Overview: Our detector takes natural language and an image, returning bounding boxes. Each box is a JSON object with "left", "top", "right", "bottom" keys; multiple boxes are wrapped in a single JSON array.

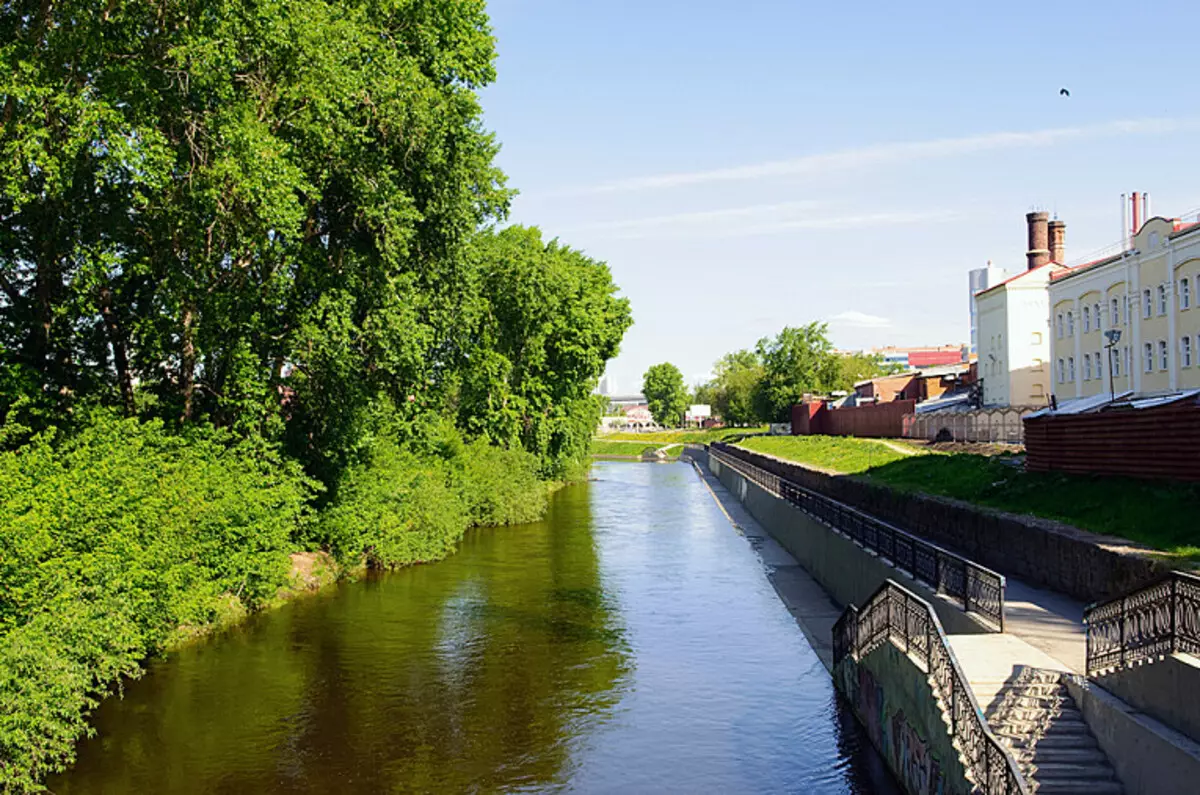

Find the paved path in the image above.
[
  {"left": 690, "top": 450, "right": 1089, "bottom": 676},
  {"left": 691, "top": 458, "right": 843, "bottom": 671}
]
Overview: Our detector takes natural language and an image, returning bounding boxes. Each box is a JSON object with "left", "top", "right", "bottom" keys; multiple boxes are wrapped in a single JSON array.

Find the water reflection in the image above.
[{"left": 51, "top": 461, "right": 895, "bottom": 794}]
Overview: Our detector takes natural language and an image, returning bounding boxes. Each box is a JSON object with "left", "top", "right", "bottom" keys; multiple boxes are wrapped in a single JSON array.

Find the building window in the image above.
[
  {"left": 1056, "top": 314, "right": 1064, "bottom": 338},
  {"left": 1183, "top": 336, "right": 1193, "bottom": 368},
  {"left": 1083, "top": 306, "right": 1091, "bottom": 332},
  {"left": 1057, "top": 359, "right": 1065, "bottom": 384},
  {"left": 1144, "top": 343, "right": 1154, "bottom": 372},
  {"left": 1158, "top": 285, "right": 1168, "bottom": 315},
  {"left": 1032, "top": 358, "right": 1043, "bottom": 372},
  {"left": 1159, "top": 340, "right": 1169, "bottom": 371},
  {"left": 1031, "top": 332, "right": 1041, "bottom": 345},
  {"left": 1144, "top": 289, "right": 1153, "bottom": 318},
  {"left": 1182, "top": 278, "right": 1192, "bottom": 310},
  {"left": 1124, "top": 296, "right": 1131, "bottom": 324},
  {"left": 1095, "top": 303, "right": 1101, "bottom": 328},
  {"left": 1083, "top": 353, "right": 1092, "bottom": 380},
  {"left": 1124, "top": 346, "right": 1131, "bottom": 375},
  {"left": 1068, "top": 356, "right": 1075, "bottom": 381},
  {"left": 1095, "top": 350, "right": 1103, "bottom": 380},
  {"left": 1067, "top": 311, "right": 1074, "bottom": 336},
  {"left": 1112, "top": 348, "right": 1121, "bottom": 378},
  {"left": 1111, "top": 298, "right": 1120, "bottom": 326}
]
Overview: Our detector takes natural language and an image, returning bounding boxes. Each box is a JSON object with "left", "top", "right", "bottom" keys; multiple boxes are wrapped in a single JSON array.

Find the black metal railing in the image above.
[
  {"left": 835, "top": 581, "right": 1029, "bottom": 795},
  {"left": 1083, "top": 570, "right": 1200, "bottom": 677},
  {"left": 708, "top": 445, "right": 1006, "bottom": 629}
]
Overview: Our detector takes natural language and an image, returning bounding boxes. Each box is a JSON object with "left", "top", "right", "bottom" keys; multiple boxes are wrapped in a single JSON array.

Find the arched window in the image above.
[
  {"left": 1068, "top": 357, "right": 1075, "bottom": 381},
  {"left": 1160, "top": 340, "right": 1170, "bottom": 371},
  {"left": 1083, "top": 306, "right": 1091, "bottom": 332},
  {"left": 1083, "top": 354, "right": 1092, "bottom": 380},
  {"left": 1144, "top": 289, "right": 1153, "bottom": 318},
  {"left": 1094, "top": 303, "right": 1102, "bottom": 329},
  {"left": 1057, "top": 359, "right": 1065, "bottom": 383},
  {"left": 1057, "top": 314, "right": 1064, "bottom": 338},
  {"left": 1144, "top": 343, "right": 1154, "bottom": 372},
  {"left": 1181, "top": 278, "right": 1191, "bottom": 310},
  {"left": 1158, "top": 285, "right": 1168, "bottom": 315},
  {"left": 1067, "top": 311, "right": 1074, "bottom": 336},
  {"left": 1111, "top": 298, "right": 1120, "bottom": 327},
  {"left": 1182, "top": 336, "right": 1192, "bottom": 368}
]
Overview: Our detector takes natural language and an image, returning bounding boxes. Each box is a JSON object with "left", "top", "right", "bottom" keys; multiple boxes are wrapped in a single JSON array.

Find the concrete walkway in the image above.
[
  {"left": 691, "top": 459, "right": 843, "bottom": 671},
  {"left": 690, "top": 452, "right": 1089, "bottom": 676}
]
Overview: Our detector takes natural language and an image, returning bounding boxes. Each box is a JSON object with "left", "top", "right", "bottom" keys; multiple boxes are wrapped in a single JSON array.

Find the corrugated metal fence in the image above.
[{"left": 1024, "top": 397, "right": 1200, "bottom": 480}]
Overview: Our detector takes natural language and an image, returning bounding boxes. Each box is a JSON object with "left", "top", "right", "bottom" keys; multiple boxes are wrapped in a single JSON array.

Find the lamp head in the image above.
[{"left": 1104, "top": 329, "right": 1122, "bottom": 345}]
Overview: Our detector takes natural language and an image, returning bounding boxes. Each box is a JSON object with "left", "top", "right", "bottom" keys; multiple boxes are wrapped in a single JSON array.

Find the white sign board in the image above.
[{"left": 686, "top": 404, "right": 712, "bottom": 420}]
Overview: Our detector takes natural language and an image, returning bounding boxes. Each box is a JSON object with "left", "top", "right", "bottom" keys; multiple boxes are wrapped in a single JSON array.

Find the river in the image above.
[{"left": 50, "top": 460, "right": 897, "bottom": 793}]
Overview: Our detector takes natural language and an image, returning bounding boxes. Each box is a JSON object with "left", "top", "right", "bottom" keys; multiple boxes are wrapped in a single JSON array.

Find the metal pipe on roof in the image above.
[
  {"left": 1121, "top": 193, "right": 1128, "bottom": 248},
  {"left": 1144, "top": 192, "right": 1151, "bottom": 223}
]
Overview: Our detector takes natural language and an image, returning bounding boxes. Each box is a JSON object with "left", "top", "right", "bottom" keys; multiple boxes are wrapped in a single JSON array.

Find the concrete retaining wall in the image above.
[
  {"left": 1095, "top": 654, "right": 1200, "bottom": 745},
  {"left": 711, "top": 442, "right": 1165, "bottom": 602},
  {"left": 836, "top": 645, "right": 972, "bottom": 795},
  {"left": 709, "top": 454, "right": 992, "bottom": 636},
  {"left": 1065, "top": 675, "right": 1200, "bottom": 795}
]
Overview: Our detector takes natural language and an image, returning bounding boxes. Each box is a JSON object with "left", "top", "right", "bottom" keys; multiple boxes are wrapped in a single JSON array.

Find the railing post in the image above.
[
  {"left": 934, "top": 552, "right": 942, "bottom": 595},
  {"left": 1119, "top": 595, "right": 1127, "bottom": 670},
  {"left": 964, "top": 565, "right": 973, "bottom": 615},
  {"left": 1170, "top": 576, "right": 1178, "bottom": 654}
]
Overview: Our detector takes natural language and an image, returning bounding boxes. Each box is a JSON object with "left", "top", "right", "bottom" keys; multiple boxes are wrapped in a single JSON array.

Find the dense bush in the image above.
[
  {"left": 319, "top": 425, "right": 548, "bottom": 570},
  {"left": 0, "top": 414, "right": 315, "bottom": 791}
]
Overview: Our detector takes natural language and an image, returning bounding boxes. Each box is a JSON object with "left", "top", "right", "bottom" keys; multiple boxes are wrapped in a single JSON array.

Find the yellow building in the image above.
[{"left": 1049, "top": 215, "right": 1200, "bottom": 401}]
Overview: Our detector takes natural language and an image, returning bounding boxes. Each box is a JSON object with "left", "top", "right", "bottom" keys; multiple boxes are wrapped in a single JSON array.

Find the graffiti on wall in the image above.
[
  {"left": 847, "top": 664, "right": 949, "bottom": 795},
  {"left": 891, "top": 710, "right": 943, "bottom": 795}
]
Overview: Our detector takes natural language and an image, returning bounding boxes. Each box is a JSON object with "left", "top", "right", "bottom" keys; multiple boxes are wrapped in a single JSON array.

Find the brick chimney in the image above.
[
  {"left": 1048, "top": 219, "right": 1066, "bottom": 264},
  {"left": 1026, "top": 211, "right": 1050, "bottom": 270}
]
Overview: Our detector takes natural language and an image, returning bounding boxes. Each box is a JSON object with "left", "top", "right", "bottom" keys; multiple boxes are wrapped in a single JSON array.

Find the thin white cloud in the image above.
[
  {"left": 564, "top": 206, "right": 956, "bottom": 241},
  {"left": 555, "top": 117, "right": 1198, "bottom": 196},
  {"left": 829, "top": 310, "right": 892, "bottom": 329},
  {"left": 557, "top": 200, "right": 826, "bottom": 234}
]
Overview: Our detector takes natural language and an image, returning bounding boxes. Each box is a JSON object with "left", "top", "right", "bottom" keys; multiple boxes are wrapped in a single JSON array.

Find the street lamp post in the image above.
[{"left": 1104, "top": 329, "right": 1122, "bottom": 403}]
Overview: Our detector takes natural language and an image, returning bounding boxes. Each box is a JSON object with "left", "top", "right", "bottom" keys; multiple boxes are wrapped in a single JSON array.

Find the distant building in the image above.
[
  {"left": 606, "top": 393, "right": 647, "bottom": 414},
  {"left": 1049, "top": 194, "right": 1200, "bottom": 401},
  {"left": 863, "top": 345, "right": 967, "bottom": 370},
  {"left": 969, "top": 261, "right": 1010, "bottom": 354},
  {"left": 853, "top": 363, "right": 974, "bottom": 404},
  {"left": 974, "top": 211, "right": 1065, "bottom": 407}
]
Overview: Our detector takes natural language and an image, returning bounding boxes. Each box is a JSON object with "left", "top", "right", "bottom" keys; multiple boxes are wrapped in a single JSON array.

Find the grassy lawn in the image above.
[
  {"left": 736, "top": 435, "right": 1200, "bottom": 562},
  {"left": 602, "top": 427, "right": 765, "bottom": 444},
  {"left": 591, "top": 440, "right": 685, "bottom": 457},
  {"left": 739, "top": 435, "right": 918, "bottom": 474}
]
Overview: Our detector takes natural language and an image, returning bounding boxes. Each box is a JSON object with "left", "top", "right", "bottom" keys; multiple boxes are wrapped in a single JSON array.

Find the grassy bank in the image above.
[
  {"left": 736, "top": 435, "right": 1200, "bottom": 562},
  {"left": 591, "top": 439, "right": 693, "bottom": 458},
  {"left": 601, "top": 427, "right": 764, "bottom": 444},
  {"left": 0, "top": 414, "right": 552, "bottom": 792},
  {"left": 738, "top": 435, "right": 919, "bottom": 474}
]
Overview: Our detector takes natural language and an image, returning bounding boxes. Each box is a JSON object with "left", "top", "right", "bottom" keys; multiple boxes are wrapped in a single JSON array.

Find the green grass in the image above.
[
  {"left": 736, "top": 434, "right": 1200, "bottom": 562},
  {"left": 739, "top": 435, "right": 917, "bottom": 474},
  {"left": 867, "top": 455, "right": 1200, "bottom": 563},
  {"left": 602, "top": 427, "right": 765, "bottom": 444},
  {"left": 591, "top": 440, "right": 667, "bottom": 457}
]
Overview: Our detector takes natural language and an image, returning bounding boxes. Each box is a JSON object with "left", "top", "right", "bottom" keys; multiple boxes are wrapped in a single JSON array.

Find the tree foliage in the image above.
[
  {"left": 0, "top": 1, "right": 632, "bottom": 788},
  {"left": 833, "top": 352, "right": 898, "bottom": 391},
  {"left": 708, "top": 350, "right": 764, "bottom": 426},
  {"left": 642, "top": 362, "right": 688, "bottom": 427},
  {"left": 752, "top": 324, "right": 841, "bottom": 423}
]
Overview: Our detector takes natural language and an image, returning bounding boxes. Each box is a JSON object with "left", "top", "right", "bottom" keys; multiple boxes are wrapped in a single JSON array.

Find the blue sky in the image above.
[{"left": 479, "top": 0, "right": 1200, "bottom": 393}]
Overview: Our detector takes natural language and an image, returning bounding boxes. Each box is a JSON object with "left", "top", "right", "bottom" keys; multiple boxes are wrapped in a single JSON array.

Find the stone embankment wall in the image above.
[
  {"left": 711, "top": 443, "right": 1165, "bottom": 603},
  {"left": 836, "top": 645, "right": 972, "bottom": 795}
]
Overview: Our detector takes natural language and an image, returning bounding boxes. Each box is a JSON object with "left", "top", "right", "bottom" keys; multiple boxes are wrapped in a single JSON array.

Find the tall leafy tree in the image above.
[
  {"left": 642, "top": 362, "right": 687, "bottom": 427},
  {"left": 752, "top": 323, "right": 840, "bottom": 422},
  {"left": 456, "top": 226, "right": 631, "bottom": 479},
  {"left": 710, "top": 349, "right": 764, "bottom": 425}
]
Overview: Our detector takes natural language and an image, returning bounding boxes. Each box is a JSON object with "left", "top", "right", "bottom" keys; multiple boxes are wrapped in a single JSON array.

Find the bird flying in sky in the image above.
[{"left": 1060, "top": 88, "right": 1070, "bottom": 96}]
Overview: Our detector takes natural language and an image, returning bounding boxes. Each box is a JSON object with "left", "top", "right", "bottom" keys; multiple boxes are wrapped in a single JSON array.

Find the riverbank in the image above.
[{"left": 0, "top": 414, "right": 562, "bottom": 793}]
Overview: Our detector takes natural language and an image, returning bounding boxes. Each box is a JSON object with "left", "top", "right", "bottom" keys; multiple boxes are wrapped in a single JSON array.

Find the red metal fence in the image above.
[
  {"left": 1024, "top": 397, "right": 1200, "bottom": 481},
  {"left": 790, "top": 400, "right": 915, "bottom": 438}
]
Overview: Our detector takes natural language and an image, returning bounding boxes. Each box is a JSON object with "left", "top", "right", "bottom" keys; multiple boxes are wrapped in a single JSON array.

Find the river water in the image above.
[{"left": 51, "top": 460, "right": 897, "bottom": 794}]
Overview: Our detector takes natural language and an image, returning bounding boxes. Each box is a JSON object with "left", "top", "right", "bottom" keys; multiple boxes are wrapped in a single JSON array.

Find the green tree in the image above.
[
  {"left": 710, "top": 349, "right": 765, "bottom": 425},
  {"left": 642, "top": 363, "right": 688, "bottom": 427},
  {"left": 752, "top": 323, "right": 840, "bottom": 422},
  {"left": 833, "top": 352, "right": 897, "bottom": 391}
]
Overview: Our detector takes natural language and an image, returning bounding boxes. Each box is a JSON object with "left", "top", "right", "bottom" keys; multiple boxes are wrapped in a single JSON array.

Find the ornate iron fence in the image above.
[
  {"left": 708, "top": 446, "right": 1006, "bottom": 629},
  {"left": 835, "top": 581, "right": 1029, "bottom": 795},
  {"left": 1083, "top": 570, "right": 1200, "bottom": 676}
]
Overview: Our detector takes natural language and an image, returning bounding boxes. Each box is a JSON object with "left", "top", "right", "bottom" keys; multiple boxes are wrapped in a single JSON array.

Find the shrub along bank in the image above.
[{"left": 0, "top": 413, "right": 556, "bottom": 792}]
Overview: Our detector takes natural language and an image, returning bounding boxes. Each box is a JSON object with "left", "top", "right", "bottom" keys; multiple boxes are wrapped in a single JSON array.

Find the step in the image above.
[
  {"left": 995, "top": 693, "right": 1075, "bottom": 709},
  {"left": 1031, "top": 779, "right": 1123, "bottom": 795},
  {"left": 1016, "top": 746, "right": 1109, "bottom": 767},
  {"left": 992, "top": 709, "right": 1086, "bottom": 728},
  {"left": 995, "top": 723, "right": 1093, "bottom": 744},
  {"left": 1026, "top": 761, "right": 1117, "bottom": 780}
]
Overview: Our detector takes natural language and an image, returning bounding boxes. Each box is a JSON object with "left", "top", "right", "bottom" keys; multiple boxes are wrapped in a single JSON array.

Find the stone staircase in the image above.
[{"left": 986, "top": 668, "right": 1121, "bottom": 794}]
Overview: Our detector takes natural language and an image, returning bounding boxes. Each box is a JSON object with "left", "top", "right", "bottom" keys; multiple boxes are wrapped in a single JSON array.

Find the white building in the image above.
[
  {"left": 973, "top": 212, "right": 1065, "bottom": 407},
  {"left": 968, "top": 261, "right": 1009, "bottom": 354}
]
